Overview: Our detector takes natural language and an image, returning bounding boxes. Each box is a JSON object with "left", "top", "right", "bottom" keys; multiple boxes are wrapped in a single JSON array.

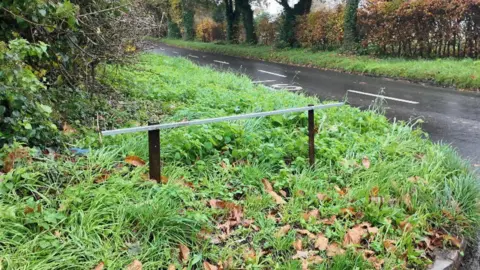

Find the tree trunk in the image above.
[
  {"left": 239, "top": 0, "right": 256, "bottom": 44},
  {"left": 277, "top": 0, "right": 312, "bottom": 47},
  {"left": 343, "top": 0, "right": 361, "bottom": 51},
  {"left": 182, "top": 1, "right": 195, "bottom": 41},
  {"left": 224, "top": 0, "right": 240, "bottom": 43}
]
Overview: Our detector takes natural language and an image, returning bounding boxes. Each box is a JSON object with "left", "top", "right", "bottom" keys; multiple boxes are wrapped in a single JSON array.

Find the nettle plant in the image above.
[{"left": 0, "top": 39, "right": 58, "bottom": 146}]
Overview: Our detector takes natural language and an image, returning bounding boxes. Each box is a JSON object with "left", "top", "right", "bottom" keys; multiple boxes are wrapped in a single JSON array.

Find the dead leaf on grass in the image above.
[
  {"left": 262, "top": 178, "right": 273, "bottom": 191},
  {"left": 302, "top": 209, "right": 319, "bottom": 221},
  {"left": 95, "top": 173, "right": 110, "bottom": 184},
  {"left": 316, "top": 193, "right": 330, "bottom": 202},
  {"left": 179, "top": 244, "right": 190, "bottom": 263},
  {"left": 243, "top": 247, "right": 257, "bottom": 262},
  {"left": 334, "top": 186, "right": 347, "bottom": 196},
  {"left": 275, "top": 225, "right": 291, "bottom": 237},
  {"left": 279, "top": 189, "right": 287, "bottom": 197},
  {"left": 326, "top": 243, "right": 345, "bottom": 257},
  {"left": 399, "top": 220, "right": 413, "bottom": 232},
  {"left": 167, "top": 265, "right": 176, "bottom": 270},
  {"left": 362, "top": 156, "right": 371, "bottom": 169},
  {"left": 93, "top": 262, "right": 105, "bottom": 270},
  {"left": 203, "top": 261, "right": 218, "bottom": 270},
  {"left": 320, "top": 215, "right": 337, "bottom": 225},
  {"left": 443, "top": 235, "right": 462, "bottom": 248},
  {"left": 262, "top": 179, "right": 286, "bottom": 204},
  {"left": 293, "top": 239, "right": 303, "bottom": 251},
  {"left": 125, "top": 156, "right": 146, "bottom": 167},
  {"left": 62, "top": 122, "right": 77, "bottom": 135},
  {"left": 343, "top": 226, "right": 364, "bottom": 246},
  {"left": 383, "top": 239, "right": 396, "bottom": 252},
  {"left": 126, "top": 259, "right": 142, "bottom": 270},
  {"left": 370, "top": 186, "right": 379, "bottom": 197},
  {"left": 340, "top": 207, "right": 356, "bottom": 216},
  {"left": 314, "top": 233, "right": 328, "bottom": 251},
  {"left": 298, "top": 229, "right": 316, "bottom": 239}
]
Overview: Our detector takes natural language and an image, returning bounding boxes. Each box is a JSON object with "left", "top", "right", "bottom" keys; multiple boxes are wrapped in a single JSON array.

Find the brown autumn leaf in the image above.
[
  {"left": 125, "top": 156, "right": 146, "bottom": 167},
  {"left": 340, "top": 207, "right": 356, "bottom": 216},
  {"left": 95, "top": 173, "right": 110, "bottom": 184},
  {"left": 334, "top": 186, "right": 347, "bottom": 196},
  {"left": 243, "top": 247, "right": 256, "bottom": 262},
  {"left": 314, "top": 233, "right": 329, "bottom": 251},
  {"left": 279, "top": 189, "right": 287, "bottom": 197},
  {"left": 275, "top": 225, "right": 291, "bottom": 238},
  {"left": 54, "top": 230, "right": 61, "bottom": 238},
  {"left": 298, "top": 229, "right": 316, "bottom": 239},
  {"left": 403, "top": 194, "right": 412, "bottom": 210},
  {"left": 179, "top": 244, "right": 190, "bottom": 263},
  {"left": 326, "top": 243, "right": 345, "bottom": 257},
  {"left": 268, "top": 190, "right": 287, "bottom": 204},
  {"left": 203, "top": 261, "right": 218, "bottom": 270},
  {"left": 126, "top": 259, "right": 142, "bottom": 270},
  {"left": 3, "top": 147, "right": 30, "bottom": 173},
  {"left": 343, "top": 226, "right": 365, "bottom": 246},
  {"left": 301, "top": 260, "right": 309, "bottom": 270},
  {"left": 383, "top": 239, "right": 396, "bottom": 252},
  {"left": 320, "top": 215, "right": 337, "bottom": 225},
  {"left": 167, "top": 264, "right": 176, "bottom": 270},
  {"left": 370, "top": 186, "right": 379, "bottom": 197},
  {"left": 262, "top": 178, "right": 274, "bottom": 192},
  {"left": 93, "top": 262, "right": 105, "bottom": 270},
  {"left": 308, "top": 255, "right": 324, "bottom": 264},
  {"left": 161, "top": 175, "right": 169, "bottom": 184},
  {"left": 24, "top": 206, "right": 35, "bottom": 214},
  {"left": 291, "top": 250, "right": 310, "bottom": 259},
  {"left": 302, "top": 209, "right": 319, "bottom": 221},
  {"left": 62, "top": 122, "right": 77, "bottom": 135},
  {"left": 399, "top": 220, "right": 413, "bottom": 232},
  {"left": 316, "top": 193, "right": 330, "bottom": 202},
  {"left": 443, "top": 235, "right": 462, "bottom": 248},
  {"left": 362, "top": 156, "right": 371, "bottom": 169},
  {"left": 293, "top": 239, "right": 303, "bottom": 251}
]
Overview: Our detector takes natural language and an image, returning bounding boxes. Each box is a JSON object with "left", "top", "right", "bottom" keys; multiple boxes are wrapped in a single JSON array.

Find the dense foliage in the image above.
[
  {"left": 1, "top": 53, "right": 478, "bottom": 269},
  {"left": 0, "top": 0, "right": 154, "bottom": 146}
]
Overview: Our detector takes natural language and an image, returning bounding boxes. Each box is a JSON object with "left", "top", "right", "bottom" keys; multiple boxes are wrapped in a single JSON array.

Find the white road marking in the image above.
[
  {"left": 253, "top": 80, "right": 276, "bottom": 84},
  {"left": 173, "top": 51, "right": 179, "bottom": 54},
  {"left": 159, "top": 48, "right": 165, "bottom": 51},
  {"left": 214, "top": 60, "right": 229, "bottom": 65},
  {"left": 258, "top": 70, "right": 287, "bottom": 78},
  {"left": 188, "top": 54, "right": 199, "bottom": 58},
  {"left": 271, "top": 84, "right": 303, "bottom": 91},
  {"left": 347, "top": 90, "right": 419, "bottom": 104}
]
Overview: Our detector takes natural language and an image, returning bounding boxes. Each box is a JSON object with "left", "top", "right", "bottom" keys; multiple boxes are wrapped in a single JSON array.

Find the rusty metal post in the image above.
[
  {"left": 308, "top": 105, "right": 315, "bottom": 167},
  {"left": 148, "top": 123, "right": 161, "bottom": 181}
]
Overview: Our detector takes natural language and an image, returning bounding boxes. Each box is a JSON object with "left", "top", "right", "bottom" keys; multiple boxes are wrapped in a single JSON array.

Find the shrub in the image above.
[
  {"left": 195, "top": 18, "right": 225, "bottom": 42},
  {"left": 255, "top": 13, "right": 277, "bottom": 46},
  {"left": 295, "top": 6, "right": 345, "bottom": 51}
]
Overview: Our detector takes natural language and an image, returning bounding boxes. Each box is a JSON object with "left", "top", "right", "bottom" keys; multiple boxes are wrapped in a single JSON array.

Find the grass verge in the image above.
[
  {"left": 0, "top": 53, "right": 479, "bottom": 269},
  {"left": 161, "top": 38, "right": 480, "bottom": 91}
]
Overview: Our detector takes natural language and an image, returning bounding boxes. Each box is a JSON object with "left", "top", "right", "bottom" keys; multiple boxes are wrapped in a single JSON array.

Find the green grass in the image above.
[
  {"left": 0, "top": 53, "right": 478, "bottom": 269},
  {"left": 161, "top": 38, "right": 480, "bottom": 90}
]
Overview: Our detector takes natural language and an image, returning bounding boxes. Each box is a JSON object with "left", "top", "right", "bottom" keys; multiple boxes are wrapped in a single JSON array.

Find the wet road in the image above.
[{"left": 152, "top": 44, "right": 480, "bottom": 165}]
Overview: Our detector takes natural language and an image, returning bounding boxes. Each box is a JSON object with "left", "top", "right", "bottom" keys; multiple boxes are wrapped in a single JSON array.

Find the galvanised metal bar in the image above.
[
  {"left": 101, "top": 103, "right": 344, "bottom": 136},
  {"left": 308, "top": 104, "right": 315, "bottom": 167}
]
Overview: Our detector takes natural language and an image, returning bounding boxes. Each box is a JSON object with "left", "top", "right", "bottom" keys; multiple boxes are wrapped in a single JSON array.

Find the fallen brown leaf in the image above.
[
  {"left": 326, "top": 243, "right": 345, "bottom": 257},
  {"left": 126, "top": 259, "right": 142, "bottom": 270},
  {"left": 161, "top": 175, "right": 169, "bottom": 184},
  {"left": 279, "top": 189, "right": 287, "bottom": 197},
  {"left": 243, "top": 247, "right": 256, "bottom": 262},
  {"left": 293, "top": 239, "right": 303, "bottom": 251},
  {"left": 3, "top": 147, "right": 30, "bottom": 173},
  {"left": 308, "top": 255, "right": 324, "bottom": 264},
  {"left": 262, "top": 179, "right": 274, "bottom": 192},
  {"left": 298, "top": 229, "right": 316, "bottom": 239},
  {"left": 54, "top": 230, "right": 61, "bottom": 238},
  {"left": 320, "top": 215, "right": 337, "bottom": 225},
  {"left": 62, "top": 122, "right": 77, "bottom": 135},
  {"left": 316, "top": 193, "right": 330, "bottom": 202},
  {"left": 368, "top": 256, "right": 384, "bottom": 270},
  {"left": 93, "top": 262, "right": 105, "bottom": 270},
  {"left": 203, "top": 261, "right": 218, "bottom": 270},
  {"left": 292, "top": 250, "right": 310, "bottom": 259},
  {"left": 370, "top": 186, "right": 379, "bottom": 197},
  {"left": 125, "top": 156, "right": 146, "bottom": 167},
  {"left": 268, "top": 190, "right": 287, "bottom": 204},
  {"left": 302, "top": 209, "right": 319, "bottom": 221},
  {"left": 362, "top": 156, "right": 371, "bottom": 169},
  {"left": 275, "top": 225, "right": 291, "bottom": 238},
  {"left": 179, "top": 244, "right": 190, "bottom": 263},
  {"left": 340, "top": 207, "right": 356, "bottom": 216},
  {"left": 334, "top": 186, "right": 347, "bottom": 196},
  {"left": 399, "top": 220, "right": 413, "bottom": 232},
  {"left": 383, "top": 239, "right": 396, "bottom": 252},
  {"left": 443, "top": 235, "right": 462, "bottom": 248},
  {"left": 167, "top": 264, "right": 176, "bottom": 270},
  {"left": 314, "top": 233, "right": 329, "bottom": 251},
  {"left": 343, "top": 226, "right": 364, "bottom": 246},
  {"left": 95, "top": 173, "right": 110, "bottom": 184},
  {"left": 301, "top": 260, "right": 309, "bottom": 270}
]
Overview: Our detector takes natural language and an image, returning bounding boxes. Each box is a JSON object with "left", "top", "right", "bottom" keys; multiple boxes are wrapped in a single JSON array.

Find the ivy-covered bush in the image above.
[{"left": 0, "top": 39, "right": 58, "bottom": 146}]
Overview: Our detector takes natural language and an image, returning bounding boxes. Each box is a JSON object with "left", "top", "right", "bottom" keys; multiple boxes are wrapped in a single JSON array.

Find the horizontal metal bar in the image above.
[{"left": 102, "top": 103, "right": 344, "bottom": 136}]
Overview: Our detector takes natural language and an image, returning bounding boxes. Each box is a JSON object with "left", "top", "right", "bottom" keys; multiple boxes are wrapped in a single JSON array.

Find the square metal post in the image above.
[
  {"left": 148, "top": 123, "right": 161, "bottom": 182},
  {"left": 308, "top": 105, "right": 315, "bottom": 167}
]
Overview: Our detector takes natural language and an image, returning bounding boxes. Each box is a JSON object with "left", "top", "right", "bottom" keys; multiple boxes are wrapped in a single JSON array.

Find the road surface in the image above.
[{"left": 151, "top": 44, "right": 480, "bottom": 166}]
